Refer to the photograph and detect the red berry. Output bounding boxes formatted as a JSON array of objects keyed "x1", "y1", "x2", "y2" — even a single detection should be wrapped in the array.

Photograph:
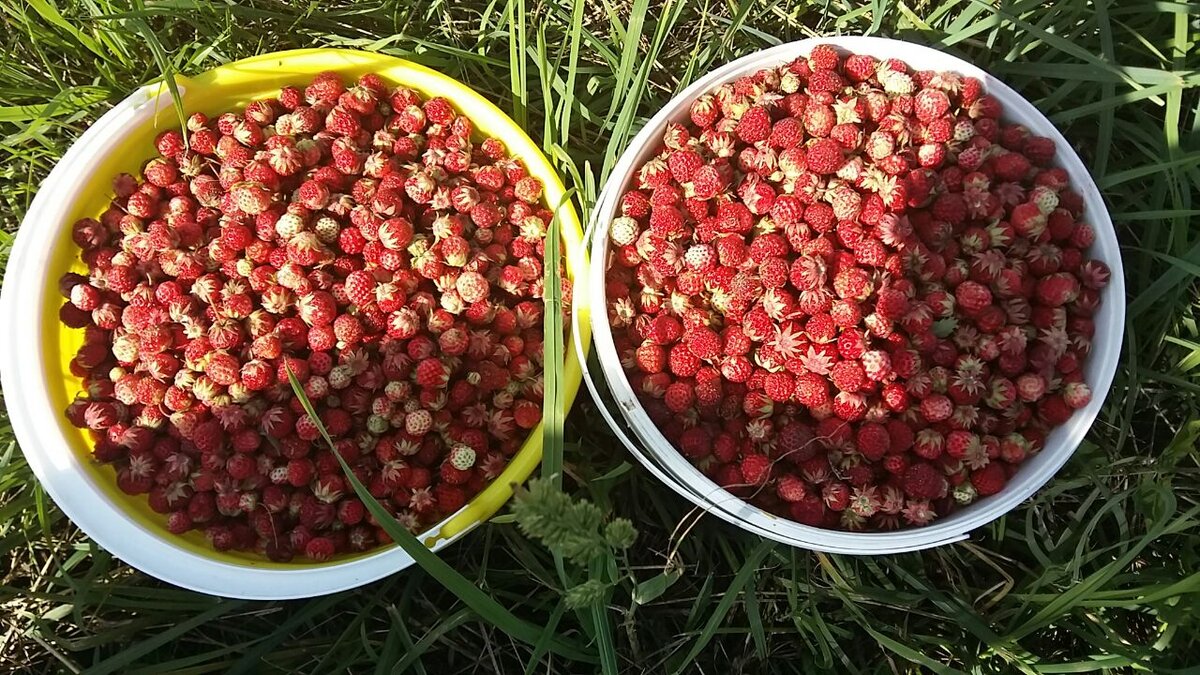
[
  {"x1": 776, "y1": 475, "x2": 808, "y2": 502},
  {"x1": 903, "y1": 463, "x2": 947, "y2": 500},
  {"x1": 830, "y1": 360, "x2": 866, "y2": 393},
  {"x1": 920, "y1": 394, "x2": 954, "y2": 423},
  {"x1": 856, "y1": 423, "x2": 890, "y2": 461},
  {"x1": 664, "y1": 382, "x2": 695, "y2": 412},
  {"x1": 970, "y1": 463, "x2": 1006, "y2": 496},
  {"x1": 740, "y1": 453, "x2": 771, "y2": 486},
  {"x1": 735, "y1": 107, "x2": 771, "y2": 144},
  {"x1": 807, "y1": 44, "x2": 840, "y2": 71},
  {"x1": 954, "y1": 280, "x2": 992, "y2": 314},
  {"x1": 805, "y1": 138, "x2": 843, "y2": 175}
]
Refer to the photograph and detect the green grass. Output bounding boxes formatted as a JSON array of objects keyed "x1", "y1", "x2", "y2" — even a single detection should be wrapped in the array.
[{"x1": 1, "y1": 0, "x2": 1198, "y2": 672}]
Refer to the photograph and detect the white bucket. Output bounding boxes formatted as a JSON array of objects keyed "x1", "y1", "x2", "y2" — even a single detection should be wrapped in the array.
[{"x1": 580, "y1": 36, "x2": 1125, "y2": 554}]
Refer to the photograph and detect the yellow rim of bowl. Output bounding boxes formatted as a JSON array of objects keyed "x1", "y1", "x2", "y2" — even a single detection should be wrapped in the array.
[{"x1": 45, "y1": 48, "x2": 590, "y2": 568}]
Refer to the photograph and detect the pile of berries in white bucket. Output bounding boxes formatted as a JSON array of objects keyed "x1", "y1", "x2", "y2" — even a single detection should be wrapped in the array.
[{"x1": 586, "y1": 38, "x2": 1123, "y2": 550}]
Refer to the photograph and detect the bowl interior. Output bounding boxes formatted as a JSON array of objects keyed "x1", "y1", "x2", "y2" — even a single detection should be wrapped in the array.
[
  {"x1": 590, "y1": 37, "x2": 1124, "y2": 551},
  {"x1": 40, "y1": 49, "x2": 589, "y2": 568}
]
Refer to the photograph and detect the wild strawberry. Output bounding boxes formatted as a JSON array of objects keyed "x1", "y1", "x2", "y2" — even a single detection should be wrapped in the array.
[
  {"x1": 634, "y1": 341, "x2": 667, "y2": 373},
  {"x1": 919, "y1": 394, "x2": 953, "y2": 422},
  {"x1": 664, "y1": 382, "x2": 695, "y2": 412},
  {"x1": 903, "y1": 462, "x2": 947, "y2": 500},
  {"x1": 402, "y1": 409, "x2": 432, "y2": 437},
  {"x1": 735, "y1": 106, "x2": 771, "y2": 144},
  {"x1": 762, "y1": 371, "x2": 794, "y2": 403},
  {"x1": 415, "y1": 358, "x2": 450, "y2": 389},
  {"x1": 666, "y1": 150, "x2": 704, "y2": 183},
  {"x1": 683, "y1": 326, "x2": 720, "y2": 361},
  {"x1": 665, "y1": 343, "x2": 700, "y2": 377},
  {"x1": 858, "y1": 350, "x2": 890, "y2": 382},
  {"x1": 855, "y1": 423, "x2": 890, "y2": 461},
  {"x1": 332, "y1": 314, "x2": 363, "y2": 346},
  {"x1": 1011, "y1": 202, "x2": 1047, "y2": 239},
  {"x1": 229, "y1": 182, "x2": 272, "y2": 215},
  {"x1": 842, "y1": 53, "x2": 876, "y2": 81},
  {"x1": 991, "y1": 151, "x2": 1031, "y2": 182},
  {"x1": 648, "y1": 206, "x2": 686, "y2": 239},
  {"x1": 927, "y1": 191, "x2": 965, "y2": 224},
  {"x1": 343, "y1": 270, "x2": 376, "y2": 307},
  {"x1": 829, "y1": 360, "x2": 866, "y2": 393},
  {"x1": 831, "y1": 391, "x2": 866, "y2": 421},
  {"x1": 452, "y1": 271, "x2": 489, "y2": 305},
  {"x1": 297, "y1": 291, "x2": 336, "y2": 326},
  {"x1": 807, "y1": 44, "x2": 840, "y2": 71},
  {"x1": 1015, "y1": 373, "x2": 1046, "y2": 402},
  {"x1": 804, "y1": 138, "x2": 843, "y2": 175},
  {"x1": 822, "y1": 481, "x2": 850, "y2": 511},
  {"x1": 898, "y1": 499, "x2": 935, "y2": 526},
  {"x1": 776, "y1": 475, "x2": 808, "y2": 502},
  {"x1": 1037, "y1": 395, "x2": 1072, "y2": 425},
  {"x1": 802, "y1": 102, "x2": 836, "y2": 138},
  {"x1": 740, "y1": 453, "x2": 771, "y2": 486},
  {"x1": 913, "y1": 88, "x2": 950, "y2": 123},
  {"x1": 442, "y1": 444, "x2": 475, "y2": 471},
  {"x1": 712, "y1": 355, "x2": 747, "y2": 384},
  {"x1": 941, "y1": 430, "x2": 976, "y2": 460},
  {"x1": 609, "y1": 217, "x2": 642, "y2": 248},
  {"x1": 847, "y1": 486, "x2": 881, "y2": 518},
  {"x1": 238, "y1": 359, "x2": 273, "y2": 391},
  {"x1": 970, "y1": 462, "x2": 1006, "y2": 496},
  {"x1": 682, "y1": 243, "x2": 716, "y2": 272},
  {"x1": 686, "y1": 93, "x2": 720, "y2": 128},
  {"x1": 300, "y1": 536, "x2": 335, "y2": 562},
  {"x1": 202, "y1": 351, "x2": 238, "y2": 386},
  {"x1": 1076, "y1": 260, "x2": 1110, "y2": 291},
  {"x1": 1062, "y1": 381, "x2": 1091, "y2": 409},
  {"x1": 690, "y1": 165, "x2": 728, "y2": 201},
  {"x1": 648, "y1": 314, "x2": 683, "y2": 345},
  {"x1": 1035, "y1": 273, "x2": 1080, "y2": 307},
  {"x1": 513, "y1": 176, "x2": 543, "y2": 203},
  {"x1": 832, "y1": 267, "x2": 872, "y2": 301},
  {"x1": 762, "y1": 119, "x2": 801, "y2": 151},
  {"x1": 954, "y1": 280, "x2": 992, "y2": 315},
  {"x1": 872, "y1": 381, "x2": 905, "y2": 412},
  {"x1": 512, "y1": 400, "x2": 542, "y2": 429}
]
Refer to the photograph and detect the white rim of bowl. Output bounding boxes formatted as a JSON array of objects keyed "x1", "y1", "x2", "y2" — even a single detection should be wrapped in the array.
[{"x1": 584, "y1": 36, "x2": 1126, "y2": 553}]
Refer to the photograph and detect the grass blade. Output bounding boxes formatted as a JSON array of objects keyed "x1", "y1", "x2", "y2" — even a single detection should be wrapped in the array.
[
  {"x1": 390, "y1": 608, "x2": 474, "y2": 674},
  {"x1": 84, "y1": 600, "x2": 245, "y2": 675},
  {"x1": 669, "y1": 539, "x2": 774, "y2": 674},
  {"x1": 539, "y1": 193, "x2": 567, "y2": 486},
  {"x1": 125, "y1": 17, "x2": 188, "y2": 132},
  {"x1": 521, "y1": 601, "x2": 567, "y2": 675}
]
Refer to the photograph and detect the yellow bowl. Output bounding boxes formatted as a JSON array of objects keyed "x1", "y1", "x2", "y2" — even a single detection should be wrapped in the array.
[{"x1": 2, "y1": 48, "x2": 589, "y2": 598}]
